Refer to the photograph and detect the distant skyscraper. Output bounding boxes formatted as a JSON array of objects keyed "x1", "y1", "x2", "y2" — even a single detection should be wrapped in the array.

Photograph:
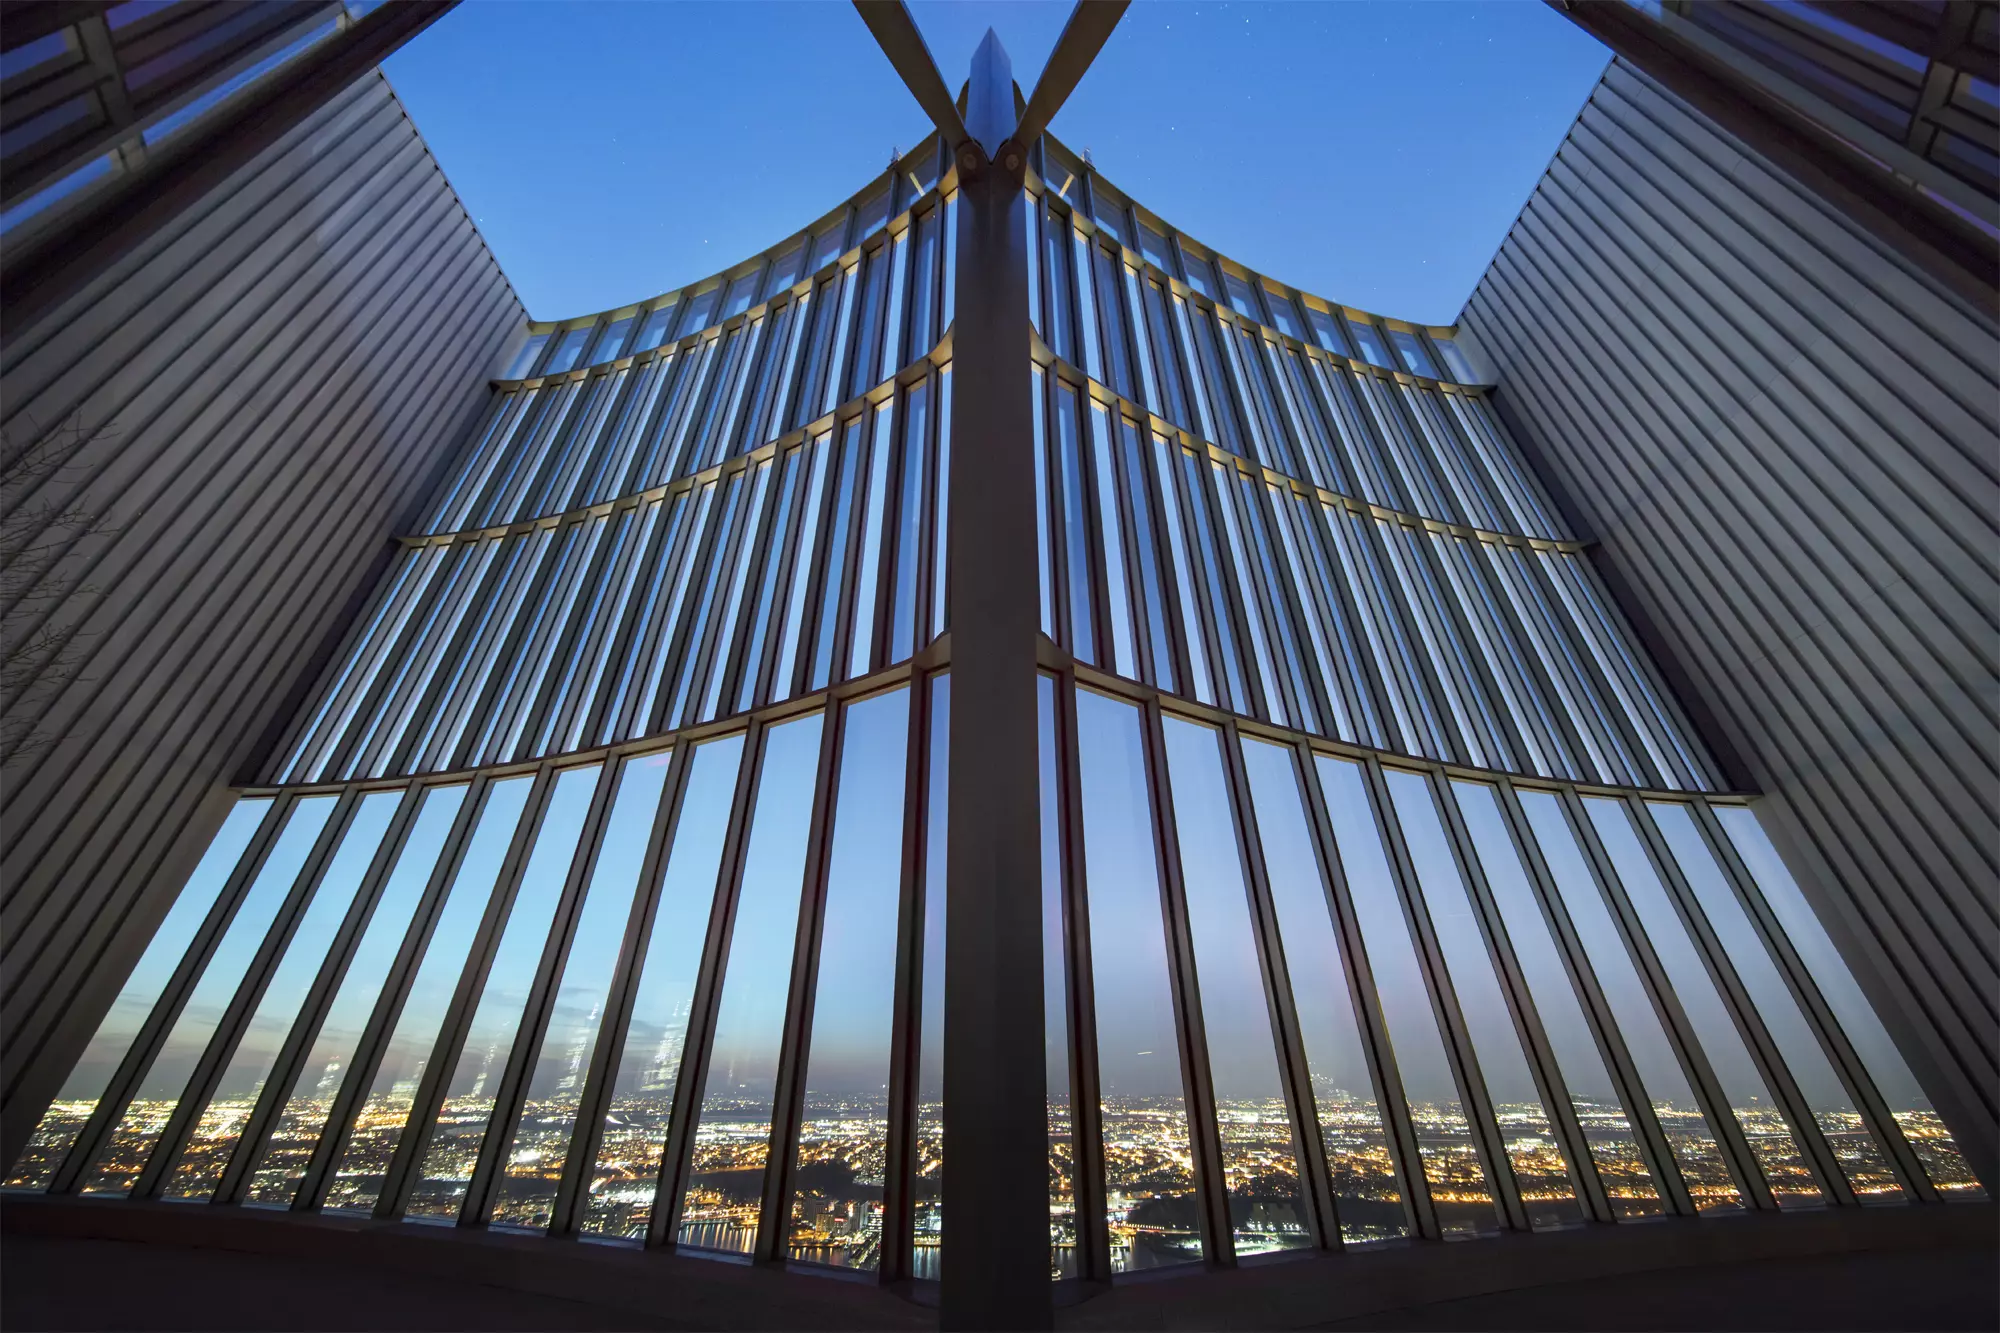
[{"x1": 1, "y1": 2, "x2": 1992, "y2": 1329}]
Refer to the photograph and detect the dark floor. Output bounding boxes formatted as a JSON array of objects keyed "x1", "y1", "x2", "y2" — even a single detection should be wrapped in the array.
[
  {"x1": 3, "y1": 1210, "x2": 1995, "y2": 1331},
  {"x1": 1311, "y1": 1244, "x2": 2000, "y2": 1331},
  {"x1": 1, "y1": 1234, "x2": 677, "y2": 1332}
]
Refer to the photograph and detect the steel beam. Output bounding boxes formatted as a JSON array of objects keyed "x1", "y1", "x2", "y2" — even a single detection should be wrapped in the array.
[
  {"x1": 941, "y1": 27, "x2": 1048, "y2": 1332},
  {"x1": 1009, "y1": 2, "x2": 1129, "y2": 156},
  {"x1": 853, "y1": 1, "x2": 968, "y2": 152}
]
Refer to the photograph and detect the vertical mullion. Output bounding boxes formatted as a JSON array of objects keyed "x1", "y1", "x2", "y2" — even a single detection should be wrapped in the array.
[
  {"x1": 1490, "y1": 779, "x2": 1695, "y2": 1217},
  {"x1": 214, "y1": 784, "x2": 430, "y2": 1204},
  {"x1": 879, "y1": 673, "x2": 932, "y2": 1282},
  {"x1": 707, "y1": 458, "x2": 786, "y2": 717},
  {"x1": 375, "y1": 764, "x2": 558, "y2": 1220},
  {"x1": 1687, "y1": 802, "x2": 1934, "y2": 1200},
  {"x1": 131, "y1": 791, "x2": 362, "y2": 1201},
  {"x1": 649, "y1": 715, "x2": 769, "y2": 1248},
  {"x1": 461, "y1": 759, "x2": 625, "y2": 1225},
  {"x1": 295, "y1": 777, "x2": 490, "y2": 1211},
  {"x1": 1414, "y1": 534, "x2": 1533, "y2": 773},
  {"x1": 1622, "y1": 797, "x2": 1855, "y2": 1206},
  {"x1": 1292, "y1": 740, "x2": 1437, "y2": 1240},
  {"x1": 1431, "y1": 775, "x2": 1613, "y2": 1224},
  {"x1": 1249, "y1": 479, "x2": 1336, "y2": 735},
  {"x1": 1133, "y1": 424, "x2": 1193, "y2": 696},
  {"x1": 1217, "y1": 719, "x2": 1341, "y2": 1248},
  {"x1": 1557, "y1": 790, "x2": 1776, "y2": 1211},
  {"x1": 548, "y1": 742, "x2": 695, "y2": 1235},
  {"x1": 1138, "y1": 697, "x2": 1232, "y2": 1265},
  {"x1": 1055, "y1": 670, "x2": 1112, "y2": 1281},
  {"x1": 1107, "y1": 411, "x2": 1157, "y2": 685},
  {"x1": 47, "y1": 797, "x2": 293, "y2": 1195},
  {"x1": 753, "y1": 703, "x2": 847, "y2": 1263},
  {"x1": 1362, "y1": 757, "x2": 1527, "y2": 1232}
]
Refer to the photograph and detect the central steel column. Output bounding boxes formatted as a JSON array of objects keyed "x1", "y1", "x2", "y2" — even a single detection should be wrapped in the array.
[{"x1": 943, "y1": 28, "x2": 1049, "y2": 1333}]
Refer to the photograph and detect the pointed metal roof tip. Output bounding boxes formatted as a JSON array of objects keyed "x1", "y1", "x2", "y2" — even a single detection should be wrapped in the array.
[{"x1": 966, "y1": 26, "x2": 1016, "y2": 154}]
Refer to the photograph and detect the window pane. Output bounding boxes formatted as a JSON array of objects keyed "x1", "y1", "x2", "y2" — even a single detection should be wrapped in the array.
[
  {"x1": 505, "y1": 333, "x2": 549, "y2": 379},
  {"x1": 1516, "y1": 791, "x2": 1740, "y2": 1212},
  {"x1": 492, "y1": 752, "x2": 675, "y2": 1229},
  {"x1": 848, "y1": 402, "x2": 896, "y2": 678},
  {"x1": 1056, "y1": 382, "x2": 1096, "y2": 664},
  {"x1": 1433, "y1": 337, "x2": 1478, "y2": 384},
  {"x1": 546, "y1": 327, "x2": 591, "y2": 375},
  {"x1": 407, "y1": 765, "x2": 602, "y2": 1220},
  {"x1": 1038, "y1": 675, "x2": 1079, "y2": 1279},
  {"x1": 1649, "y1": 803, "x2": 1902, "y2": 1203},
  {"x1": 7, "y1": 800, "x2": 272, "y2": 1190},
  {"x1": 1306, "y1": 308, "x2": 1350, "y2": 359},
  {"x1": 244, "y1": 786, "x2": 468, "y2": 1207},
  {"x1": 1161, "y1": 718, "x2": 1310, "y2": 1256},
  {"x1": 83, "y1": 797, "x2": 340, "y2": 1196},
  {"x1": 324, "y1": 777, "x2": 535, "y2": 1212},
  {"x1": 591, "y1": 316, "x2": 634, "y2": 365},
  {"x1": 1582, "y1": 798, "x2": 1821, "y2": 1207},
  {"x1": 915, "y1": 675, "x2": 951, "y2": 1279},
  {"x1": 1076, "y1": 689, "x2": 1200, "y2": 1272},
  {"x1": 1238, "y1": 740, "x2": 1403, "y2": 1243},
  {"x1": 1385, "y1": 769, "x2": 1580, "y2": 1229},
  {"x1": 1312, "y1": 757, "x2": 1498, "y2": 1238},
  {"x1": 680, "y1": 712, "x2": 823, "y2": 1255},
  {"x1": 889, "y1": 382, "x2": 929, "y2": 664},
  {"x1": 676, "y1": 288, "x2": 717, "y2": 339},
  {"x1": 1089, "y1": 403, "x2": 1136, "y2": 678},
  {"x1": 1714, "y1": 807, "x2": 1984, "y2": 1198},
  {"x1": 1347, "y1": 321, "x2": 1393, "y2": 369},
  {"x1": 788, "y1": 688, "x2": 909, "y2": 1270},
  {"x1": 1263, "y1": 288, "x2": 1303, "y2": 340},
  {"x1": 1389, "y1": 330, "x2": 1438, "y2": 378},
  {"x1": 167, "y1": 792, "x2": 403, "y2": 1200},
  {"x1": 581, "y1": 736, "x2": 746, "y2": 1238},
  {"x1": 1452, "y1": 782, "x2": 1662, "y2": 1219}
]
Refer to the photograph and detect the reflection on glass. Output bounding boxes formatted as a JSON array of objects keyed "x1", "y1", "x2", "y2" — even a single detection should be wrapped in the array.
[
  {"x1": 1056, "y1": 382, "x2": 1096, "y2": 664},
  {"x1": 6, "y1": 800, "x2": 272, "y2": 1190},
  {"x1": 680, "y1": 713, "x2": 823, "y2": 1255},
  {"x1": 1384, "y1": 770, "x2": 1581, "y2": 1229},
  {"x1": 1089, "y1": 403, "x2": 1137, "y2": 678},
  {"x1": 166, "y1": 793, "x2": 402, "y2": 1200},
  {"x1": 1161, "y1": 719, "x2": 1310, "y2": 1256},
  {"x1": 492, "y1": 753, "x2": 674, "y2": 1229},
  {"x1": 1517, "y1": 791, "x2": 1740, "y2": 1211},
  {"x1": 1238, "y1": 741, "x2": 1404, "y2": 1242},
  {"x1": 810, "y1": 422, "x2": 863, "y2": 693},
  {"x1": 1313, "y1": 758, "x2": 1497, "y2": 1238},
  {"x1": 1714, "y1": 807, "x2": 1985, "y2": 1198},
  {"x1": 889, "y1": 382, "x2": 929, "y2": 665},
  {"x1": 407, "y1": 765, "x2": 602, "y2": 1220},
  {"x1": 1451, "y1": 783, "x2": 1661, "y2": 1219},
  {"x1": 848, "y1": 402, "x2": 896, "y2": 679},
  {"x1": 582, "y1": 738, "x2": 746, "y2": 1237},
  {"x1": 1075, "y1": 689, "x2": 1200, "y2": 1273},
  {"x1": 245, "y1": 787, "x2": 467, "y2": 1206},
  {"x1": 324, "y1": 778, "x2": 534, "y2": 1212},
  {"x1": 82, "y1": 797, "x2": 339, "y2": 1197},
  {"x1": 915, "y1": 676, "x2": 951, "y2": 1279},
  {"x1": 788, "y1": 689, "x2": 909, "y2": 1270},
  {"x1": 1583, "y1": 798, "x2": 1821, "y2": 1207},
  {"x1": 1037, "y1": 676, "x2": 1078, "y2": 1279},
  {"x1": 1649, "y1": 803, "x2": 1902, "y2": 1204}
]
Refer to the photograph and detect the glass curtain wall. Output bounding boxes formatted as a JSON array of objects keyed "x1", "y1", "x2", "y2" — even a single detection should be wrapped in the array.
[{"x1": 7, "y1": 126, "x2": 1984, "y2": 1307}]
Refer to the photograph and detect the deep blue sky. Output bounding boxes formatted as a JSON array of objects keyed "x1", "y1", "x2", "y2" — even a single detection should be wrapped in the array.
[{"x1": 384, "y1": 2, "x2": 1608, "y2": 326}]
